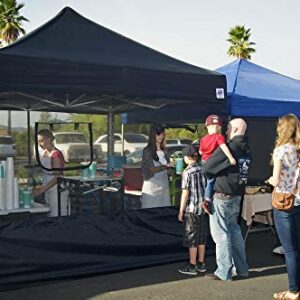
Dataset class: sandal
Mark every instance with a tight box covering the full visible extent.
[273,291,300,300]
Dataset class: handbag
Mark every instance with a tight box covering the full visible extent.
[272,167,299,212]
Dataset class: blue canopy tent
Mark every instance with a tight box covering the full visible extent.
[217,59,300,184]
[122,59,300,123]
[217,59,300,117]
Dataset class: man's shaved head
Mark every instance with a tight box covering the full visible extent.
[227,118,247,139]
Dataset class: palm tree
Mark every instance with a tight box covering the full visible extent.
[227,25,256,60]
[0,0,28,45]
[0,0,28,134]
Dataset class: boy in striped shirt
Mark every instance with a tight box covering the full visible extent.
[178,145,208,275]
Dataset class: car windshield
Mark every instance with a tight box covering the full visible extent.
[55,134,87,144]
[126,149,143,164]
[181,139,192,144]
[166,139,192,145]
[124,134,148,143]
[127,149,143,158]
[166,139,178,144]
[0,137,13,144]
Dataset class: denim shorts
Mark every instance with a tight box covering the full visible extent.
[183,213,207,247]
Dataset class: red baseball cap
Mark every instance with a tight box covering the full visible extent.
[205,114,223,126]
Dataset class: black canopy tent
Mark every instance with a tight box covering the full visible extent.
[0,6,226,159]
[0,7,228,288]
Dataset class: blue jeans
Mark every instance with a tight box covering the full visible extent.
[209,196,248,281]
[202,160,215,200]
[273,205,300,292]
[205,177,215,200]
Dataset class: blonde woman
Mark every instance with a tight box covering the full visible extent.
[33,129,69,217]
[268,114,300,300]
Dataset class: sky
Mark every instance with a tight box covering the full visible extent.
[1,0,300,127]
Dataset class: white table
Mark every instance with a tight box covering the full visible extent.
[0,202,50,216]
[242,192,275,242]
[242,193,273,225]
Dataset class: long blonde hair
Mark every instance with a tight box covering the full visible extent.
[275,114,300,149]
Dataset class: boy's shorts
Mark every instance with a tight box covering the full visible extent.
[183,213,207,248]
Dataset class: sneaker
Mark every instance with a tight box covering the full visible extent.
[196,262,206,273]
[273,246,284,255]
[178,263,197,276]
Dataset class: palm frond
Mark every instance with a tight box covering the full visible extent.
[226,25,256,60]
[0,0,28,44]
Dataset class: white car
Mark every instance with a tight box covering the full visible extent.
[51,132,104,162]
[166,139,193,146]
[94,133,148,155]
[0,136,17,158]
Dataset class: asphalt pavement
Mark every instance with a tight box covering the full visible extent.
[0,229,287,300]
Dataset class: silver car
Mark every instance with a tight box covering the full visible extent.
[53,132,104,162]
[94,133,148,156]
[0,136,16,158]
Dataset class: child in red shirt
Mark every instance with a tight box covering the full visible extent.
[199,115,236,201]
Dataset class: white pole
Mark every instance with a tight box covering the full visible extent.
[121,123,124,156]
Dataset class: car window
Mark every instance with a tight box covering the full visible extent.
[124,134,148,143]
[127,149,143,158]
[114,135,122,142]
[55,134,87,144]
[126,149,143,165]
[98,136,107,143]
[0,137,13,144]
[181,139,192,144]
[166,139,177,145]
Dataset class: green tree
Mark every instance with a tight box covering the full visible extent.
[38,112,53,124]
[67,114,108,140]
[227,25,256,60]
[66,113,148,140]
[0,0,28,45]
[0,0,28,134]
[11,127,33,157]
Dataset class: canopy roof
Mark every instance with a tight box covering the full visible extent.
[122,59,300,123]
[217,59,300,117]
[0,7,226,114]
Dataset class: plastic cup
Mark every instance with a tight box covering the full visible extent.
[19,186,25,208]
[23,190,32,209]
[81,162,90,179]
[0,164,4,178]
[89,162,97,179]
[175,158,184,174]
[26,186,34,204]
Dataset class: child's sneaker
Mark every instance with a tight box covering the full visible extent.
[196,262,206,273]
[178,263,197,275]
[273,246,284,255]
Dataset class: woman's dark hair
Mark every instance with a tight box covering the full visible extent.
[146,125,166,161]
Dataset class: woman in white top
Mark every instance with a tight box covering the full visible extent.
[268,114,300,300]
[141,125,171,209]
[33,129,69,217]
